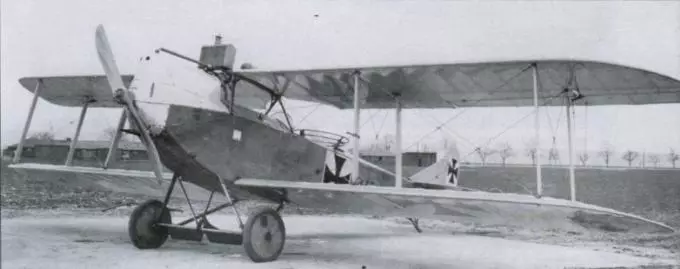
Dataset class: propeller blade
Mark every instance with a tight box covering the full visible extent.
[95,25,127,95]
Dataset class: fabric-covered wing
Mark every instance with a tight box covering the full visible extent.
[8,163,173,180]
[235,178,674,234]
[7,163,215,202]
[235,60,680,109]
[18,75,134,107]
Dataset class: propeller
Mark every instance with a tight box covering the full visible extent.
[94,24,165,185]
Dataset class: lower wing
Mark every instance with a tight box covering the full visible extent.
[9,163,173,180]
[7,163,213,202]
[235,178,675,234]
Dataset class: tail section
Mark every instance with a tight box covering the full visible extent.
[408,146,461,188]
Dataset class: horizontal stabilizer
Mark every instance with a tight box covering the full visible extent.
[235,178,675,234]
[9,163,173,180]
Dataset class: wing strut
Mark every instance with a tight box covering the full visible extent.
[351,70,361,183]
[395,97,403,188]
[532,63,543,197]
[566,94,576,201]
[13,80,42,163]
[65,100,92,166]
[565,73,584,201]
[103,109,128,168]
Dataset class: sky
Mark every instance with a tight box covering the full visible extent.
[2,0,680,165]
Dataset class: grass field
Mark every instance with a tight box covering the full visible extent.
[459,166,680,228]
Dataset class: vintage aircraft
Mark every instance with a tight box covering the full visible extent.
[8,24,680,262]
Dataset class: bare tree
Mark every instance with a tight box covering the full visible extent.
[523,140,538,166]
[441,137,451,150]
[621,150,639,167]
[648,154,661,168]
[100,127,130,142]
[548,147,560,165]
[598,145,615,167]
[525,147,537,165]
[474,146,496,165]
[28,131,55,141]
[382,134,395,151]
[669,148,679,168]
[578,152,590,166]
[497,142,514,166]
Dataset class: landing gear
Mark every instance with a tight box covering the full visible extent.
[242,207,286,263]
[128,199,171,249]
[127,173,288,263]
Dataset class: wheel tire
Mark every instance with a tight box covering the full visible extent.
[128,199,171,249]
[242,207,286,263]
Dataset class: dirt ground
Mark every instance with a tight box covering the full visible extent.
[1,208,679,269]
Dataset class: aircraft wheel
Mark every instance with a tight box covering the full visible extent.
[128,199,171,249]
[242,207,286,263]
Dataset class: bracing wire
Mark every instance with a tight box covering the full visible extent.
[296,103,324,126]
[389,64,535,151]
[461,91,567,159]
[375,110,389,138]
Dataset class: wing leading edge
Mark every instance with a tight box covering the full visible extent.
[235,178,675,234]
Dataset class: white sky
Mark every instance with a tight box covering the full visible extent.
[2,0,680,164]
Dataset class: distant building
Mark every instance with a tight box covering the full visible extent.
[2,139,153,170]
[2,139,438,178]
[358,149,437,186]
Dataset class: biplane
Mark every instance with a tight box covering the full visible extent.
[8,24,680,263]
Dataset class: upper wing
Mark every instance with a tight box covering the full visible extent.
[234,178,675,234]
[20,60,680,110]
[18,75,134,107]
[235,60,680,109]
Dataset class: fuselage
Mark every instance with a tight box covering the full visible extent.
[144,103,330,202]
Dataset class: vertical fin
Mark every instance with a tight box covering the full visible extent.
[409,146,461,187]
